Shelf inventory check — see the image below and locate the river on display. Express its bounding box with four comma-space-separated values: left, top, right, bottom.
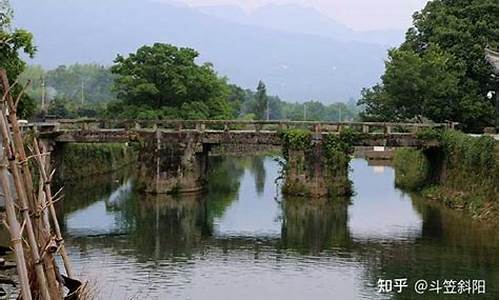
4, 156, 498, 299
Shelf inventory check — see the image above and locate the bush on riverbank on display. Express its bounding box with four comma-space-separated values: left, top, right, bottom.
58, 143, 137, 180
433, 130, 498, 217
393, 148, 430, 190
394, 130, 498, 220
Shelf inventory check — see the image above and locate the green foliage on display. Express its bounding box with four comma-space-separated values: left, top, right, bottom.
42, 96, 105, 118
279, 128, 355, 197
415, 128, 443, 140
359, 0, 499, 132
235, 81, 359, 121
278, 129, 313, 196
110, 43, 231, 119
360, 47, 463, 122
283, 100, 360, 122
395, 130, 498, 219
253, 80, 268, 120
243, 97, 360, 122
279, 129, 312, 152
323, 132, 355, 161
322, 130, 356, 196
20, 64, 123, 117
47, 64, 116, 103
47, 97, 77, 118
19, 56, 360, 121
0, 0, 36, 118
393, 148, 431, 190
438, 130, 498, 208
59, 143, 137, 180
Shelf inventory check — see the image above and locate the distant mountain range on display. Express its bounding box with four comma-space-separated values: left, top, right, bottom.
195, 3, 405, 46
11, 0, 403, 102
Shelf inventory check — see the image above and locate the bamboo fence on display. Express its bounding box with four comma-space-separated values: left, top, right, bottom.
0, 69, 81, 299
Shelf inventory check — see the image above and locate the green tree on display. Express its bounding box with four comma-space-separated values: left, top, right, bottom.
254, 80, 268, 120
111, 43, 231, 119
360, 47, 463, 122
46, 97, 77, 118
0, 0, 36, 118
359, 0, 498, 131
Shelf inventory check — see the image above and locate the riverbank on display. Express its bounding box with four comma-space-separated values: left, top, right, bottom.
394, 130, 498, 222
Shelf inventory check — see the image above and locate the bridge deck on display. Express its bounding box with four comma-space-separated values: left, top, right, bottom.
46, 128, 439, 148
28, 119, 451, 147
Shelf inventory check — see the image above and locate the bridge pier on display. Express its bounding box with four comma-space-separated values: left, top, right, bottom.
282, 133, 352, 198
137, 131, 208, 194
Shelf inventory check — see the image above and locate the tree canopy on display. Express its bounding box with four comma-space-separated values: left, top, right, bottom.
0, 0, 36, 118
110, 43, 232, 119
359, 0, 499, 131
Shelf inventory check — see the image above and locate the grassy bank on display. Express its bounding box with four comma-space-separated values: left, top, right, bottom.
394, 130, 498, 221
57, 143, 137, 181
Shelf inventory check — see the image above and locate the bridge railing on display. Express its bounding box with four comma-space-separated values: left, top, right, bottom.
52, 118, 454, 134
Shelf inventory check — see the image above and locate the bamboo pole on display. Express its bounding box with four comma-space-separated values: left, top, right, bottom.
0, 70, 36, 209
0, 76, 52, 300
0, 161, 32, 300
33, 138, 74, 278
1, 69, 64, 299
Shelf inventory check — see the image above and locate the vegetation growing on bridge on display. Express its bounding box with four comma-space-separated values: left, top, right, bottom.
394, 130, 498, 220
323, 129, 356, 196
279, 128, 356, 198
279, 129, 312, 154
278, 129, 312, 196
57, 143, 137, 181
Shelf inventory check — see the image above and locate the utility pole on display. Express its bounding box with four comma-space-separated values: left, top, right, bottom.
338, 104, 342, 122
266, 98, 270, 121
303, 103, 307, 121
41, 74, 45, 110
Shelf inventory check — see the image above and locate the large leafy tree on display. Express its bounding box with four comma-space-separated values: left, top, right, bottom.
111, 43, 231, 119
359, 0, 498, 131
0, 0, 36, 118
360, 46, 463, 122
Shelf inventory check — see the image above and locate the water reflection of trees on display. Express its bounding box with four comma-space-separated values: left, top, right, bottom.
62, 156, 498, 299
120, 193, 209, 260
361, 193, 499, 299
249, 156, 266, 195
67, 156, 248, 259
280, 196, 351, 254
56, 166, 133, 228
205, 156, 246, 222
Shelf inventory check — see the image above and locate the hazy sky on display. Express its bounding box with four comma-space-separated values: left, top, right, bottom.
177, 0, 429, 31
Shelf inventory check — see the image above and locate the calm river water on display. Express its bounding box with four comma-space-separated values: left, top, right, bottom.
56, 156, 497, 299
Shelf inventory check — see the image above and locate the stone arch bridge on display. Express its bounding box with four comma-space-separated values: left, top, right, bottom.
30, 119, 452, 197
